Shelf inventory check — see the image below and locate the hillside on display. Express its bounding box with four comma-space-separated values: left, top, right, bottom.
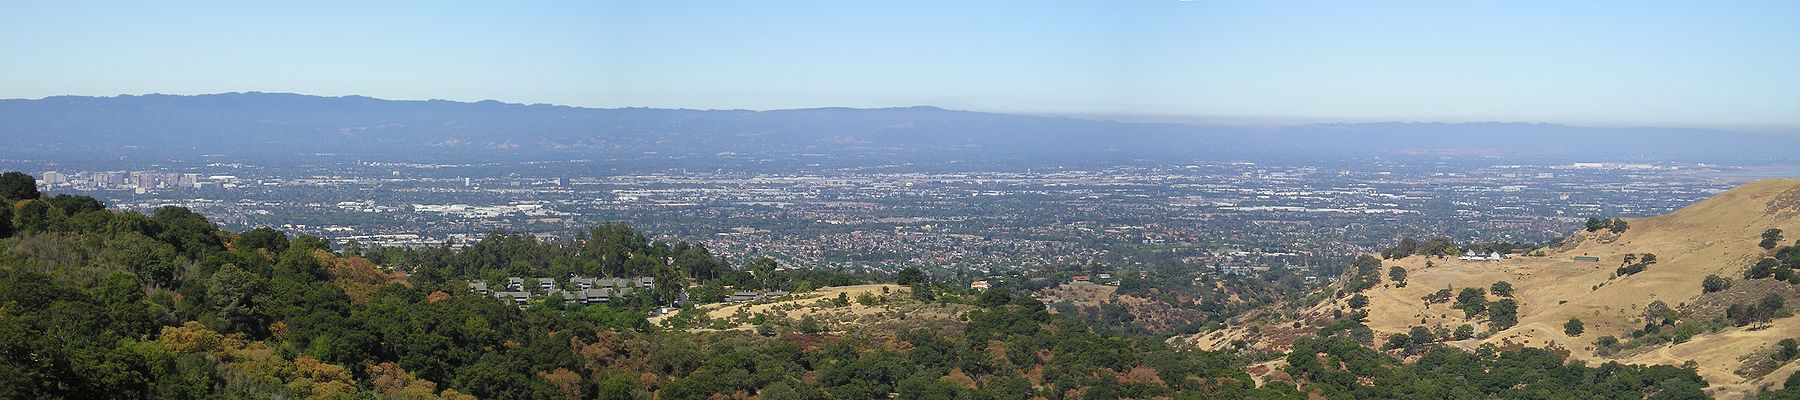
650, 284, 974, 336
1184, 178, 1800, 397
0, 170, 1730, 399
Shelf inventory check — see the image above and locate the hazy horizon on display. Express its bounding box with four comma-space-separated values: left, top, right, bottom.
4, 2, 1799, 131
9, 90, 1796, 134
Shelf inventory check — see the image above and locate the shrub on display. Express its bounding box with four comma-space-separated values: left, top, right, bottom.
1596, 336, 1621, 355
1453, 324, 1475, 340
1703, 275, 1731, 293
1780, 338, 1800, 362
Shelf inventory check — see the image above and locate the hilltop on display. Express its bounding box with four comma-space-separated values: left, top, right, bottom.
1184, 178, 1800, 397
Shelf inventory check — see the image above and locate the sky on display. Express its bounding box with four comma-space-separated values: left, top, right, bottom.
2, 1, 1798, 130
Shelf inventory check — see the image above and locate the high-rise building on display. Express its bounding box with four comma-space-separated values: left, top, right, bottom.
41, 171, 66, 185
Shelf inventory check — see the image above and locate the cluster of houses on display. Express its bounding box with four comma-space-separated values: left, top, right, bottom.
467, 276, 657, 306
467, 276, 798, 307
724, 290, 790, 302
1458, 250, 1510, 261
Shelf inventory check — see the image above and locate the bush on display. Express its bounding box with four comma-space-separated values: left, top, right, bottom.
1596, 336, 1621, 355
1781, 338, 1800, 362
797, 315, 821, 334
1424, 288, 1453, 305
1644, 300, 1675, 326
1748, 258, 1780, 279
1384, 332, 1411, 350
1671, 322, 1706, 344
1454, 324, 1475, 340
1615, 263, 1648, 276
1704, 275, 1731, 293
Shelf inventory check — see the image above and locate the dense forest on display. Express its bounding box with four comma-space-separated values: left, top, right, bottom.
0, 172, 1718, 399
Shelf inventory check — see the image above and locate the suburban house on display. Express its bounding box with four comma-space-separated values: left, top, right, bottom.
577, 288, 616, 304
1459, 250, 1507, 261
493, 291, 531, 306
970, 280, 991, 290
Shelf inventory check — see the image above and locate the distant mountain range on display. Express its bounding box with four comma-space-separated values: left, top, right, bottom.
1, 92, 1792, 162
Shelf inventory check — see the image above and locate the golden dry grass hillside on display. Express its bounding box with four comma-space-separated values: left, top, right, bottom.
1180, 178, 1800, 398
651, 284, 974, 336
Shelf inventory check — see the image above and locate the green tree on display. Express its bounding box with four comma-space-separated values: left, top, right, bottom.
1749, 258, 1780, 279
0, 204, 12, 239
1490, 281, 1514, 297
1585, 217, 1610, 232
0, 172, 39, 200
236, 227, 290, 254
207, 264, 267, 334
1408, 326, 1435, 345
1762, 293, 1786, 315
1609, 218, 1630, 234
1564, 317, 1585, 336
1424, 288, 1453, 305
1704, 274, 1731, 293
1386, 237, 1420, 259
1454, 288, 1487, 317
1764, 229, 1785, 250
1344, 255, 1384, 292
1383, 332, 1411, 350
1347, 294, 1369, 309
46, 194, 104, 216
750, 256, 779, 289
1644, 300, 1675, 325
14, 200, 55, 233
1453, 324, 1474, 340
896, 267, 925, 286
1388, 266, 1407, 288
1489, 299, 1519, 330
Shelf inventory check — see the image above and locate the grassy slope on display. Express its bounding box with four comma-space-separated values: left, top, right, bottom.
1188, 178, 1800, 398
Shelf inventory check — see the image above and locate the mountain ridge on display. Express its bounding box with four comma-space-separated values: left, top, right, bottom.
1, 92, 1793, 162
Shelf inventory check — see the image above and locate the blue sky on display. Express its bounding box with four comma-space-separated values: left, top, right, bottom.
2, 1, 1797, 129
